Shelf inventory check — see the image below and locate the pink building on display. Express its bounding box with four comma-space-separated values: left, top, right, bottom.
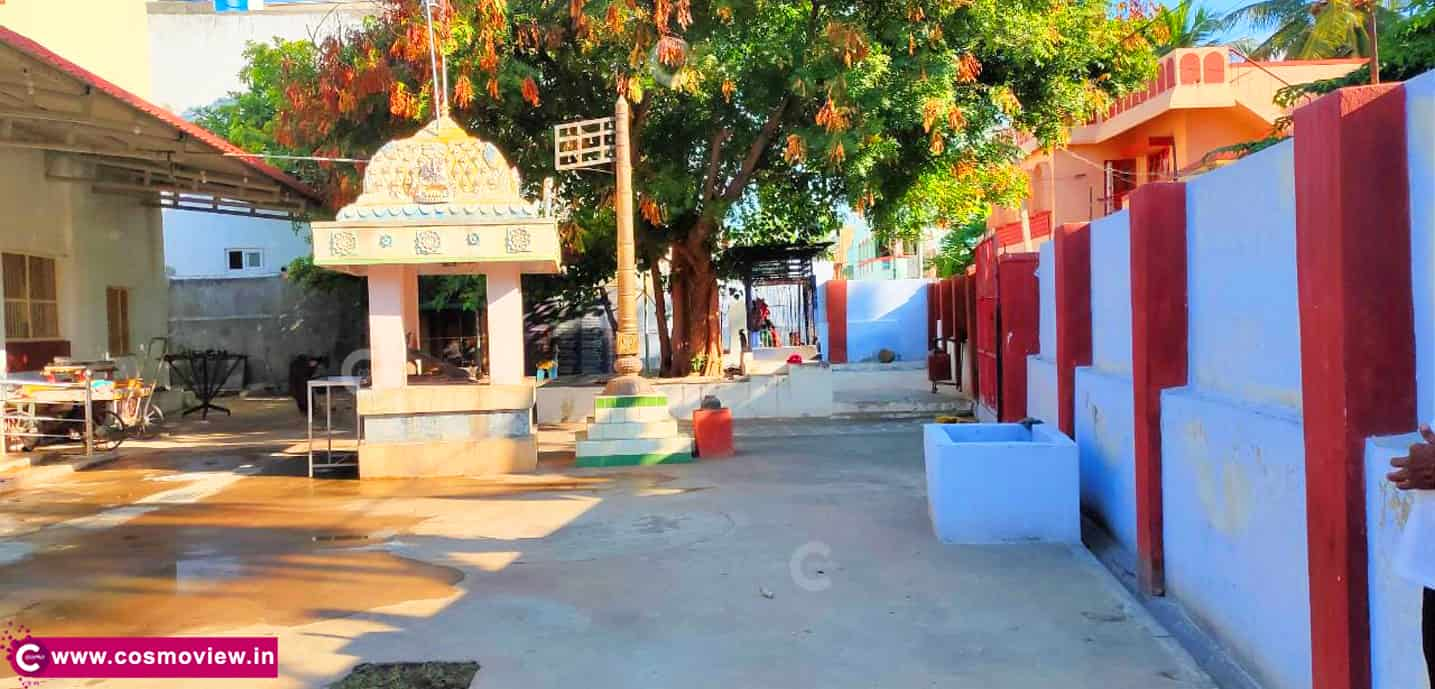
987, 47, 1364, 251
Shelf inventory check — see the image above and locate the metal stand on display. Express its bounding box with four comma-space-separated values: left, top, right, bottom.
167, 352, 246, 419
307, 377, 362, 477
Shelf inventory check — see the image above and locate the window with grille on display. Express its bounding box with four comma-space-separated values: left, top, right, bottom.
106, 287, 131, 355
2, 253, 60, 341
226, 248, 263, 272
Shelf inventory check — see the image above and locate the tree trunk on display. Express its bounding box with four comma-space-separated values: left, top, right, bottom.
650, 262, 673, 375
665, 246, 723, 378
668, 273, 688, 376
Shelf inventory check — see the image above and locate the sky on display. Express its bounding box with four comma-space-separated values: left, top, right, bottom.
1203, 0, 1252, 12
1181, 0, 1265, 43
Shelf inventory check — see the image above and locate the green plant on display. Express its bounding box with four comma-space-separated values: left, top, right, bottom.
932, 215, 989, 277
1151, 1, 1226, 54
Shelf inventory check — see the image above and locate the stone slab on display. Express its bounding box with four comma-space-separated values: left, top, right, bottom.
592, 405, 674, 424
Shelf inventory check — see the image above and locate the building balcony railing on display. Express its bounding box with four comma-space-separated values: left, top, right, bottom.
993, 211, 1052, 250
1007, 48, 1363, 151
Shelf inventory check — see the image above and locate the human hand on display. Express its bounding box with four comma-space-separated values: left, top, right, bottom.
1389, 425, 1435, 490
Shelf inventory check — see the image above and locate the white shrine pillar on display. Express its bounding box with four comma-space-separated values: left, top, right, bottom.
485, 264, 524, 386
367, 265, 409, 389
401, 265, 420, 350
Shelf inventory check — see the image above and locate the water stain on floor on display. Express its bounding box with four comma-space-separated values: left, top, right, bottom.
0, 426, 699, 643
0, 468, 179, 534
0, 477, 464, 639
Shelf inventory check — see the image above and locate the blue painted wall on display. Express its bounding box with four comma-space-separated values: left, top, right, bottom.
1075, 367, 1137, 549
842, 279, 930, 363
1074, 211, 1137, 551
1038, 241, 1056, 358
1090, 212, 1133, 376
1187, 141, 1304, 410
1159, 141, 1310, 689
1028, 242, 1060, 427
1161, 389, 1310, 689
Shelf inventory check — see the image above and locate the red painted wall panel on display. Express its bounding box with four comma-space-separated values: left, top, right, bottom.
974, 239, 999, 411
1294, 84, 1413, 689
1128, 182, 1189, 596
825, 280, 848, 364
931, 280, 943, 341
998, 253, 1040, 422
1053, 223, 1093, 438
949, 276, 966, 341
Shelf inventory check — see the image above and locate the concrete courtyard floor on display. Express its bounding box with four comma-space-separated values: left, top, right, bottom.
0, 398, 1214, 688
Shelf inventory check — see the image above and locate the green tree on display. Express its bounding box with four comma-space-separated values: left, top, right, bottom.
189, 40, 324, 187
1270, 0, 1435, 105
1151, 2, 1225, 53
1223, 0, 1406, 59
218, 0, 1155, 376
931, 215, 988, 277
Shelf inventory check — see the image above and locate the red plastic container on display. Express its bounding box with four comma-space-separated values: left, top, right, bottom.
692, 408, 734, 458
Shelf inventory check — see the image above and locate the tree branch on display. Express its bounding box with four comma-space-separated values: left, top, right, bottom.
720, 94, 792, 201
702, 127, 733, 201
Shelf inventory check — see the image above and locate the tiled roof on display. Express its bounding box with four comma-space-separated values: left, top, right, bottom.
0, 26, 324, 205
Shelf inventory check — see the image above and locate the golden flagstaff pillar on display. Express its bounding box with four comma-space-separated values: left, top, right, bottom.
575, 96, 693, 467
608, 95, 646, 390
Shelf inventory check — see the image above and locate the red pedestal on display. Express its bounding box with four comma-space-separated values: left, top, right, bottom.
691, 408, 734, 458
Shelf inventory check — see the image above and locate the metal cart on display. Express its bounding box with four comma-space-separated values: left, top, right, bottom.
307, 376, 362, 477
0, 378, 155, 455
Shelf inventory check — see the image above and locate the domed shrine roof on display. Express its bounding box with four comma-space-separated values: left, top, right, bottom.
311, 117, 559, 275
334, 116, 546, 222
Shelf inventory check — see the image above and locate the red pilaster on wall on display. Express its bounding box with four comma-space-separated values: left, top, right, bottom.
974, 239, 1000, 413
825, 280, 848, 364
997, 253, 1040, 422
948, 276, 966, 343
1294, 84, 1414, 689
1054, 223, 1093, 437
1128, 182, 1189, 597
964, 266, 979, 399
927, 282, 938, 347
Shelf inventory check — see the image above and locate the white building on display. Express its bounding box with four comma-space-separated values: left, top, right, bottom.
148, 0, 377, 281
0, 22, 318, 375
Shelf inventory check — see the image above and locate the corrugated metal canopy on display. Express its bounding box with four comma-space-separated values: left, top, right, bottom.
0, 26, 324, 220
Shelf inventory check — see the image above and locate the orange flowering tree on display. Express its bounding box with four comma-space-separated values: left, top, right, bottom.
213, 0, 1156, 376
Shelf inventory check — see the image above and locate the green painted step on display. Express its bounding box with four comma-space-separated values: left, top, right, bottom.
574, 451, 694, 468
593, 395, 669, 409
575, 436, 694, 468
